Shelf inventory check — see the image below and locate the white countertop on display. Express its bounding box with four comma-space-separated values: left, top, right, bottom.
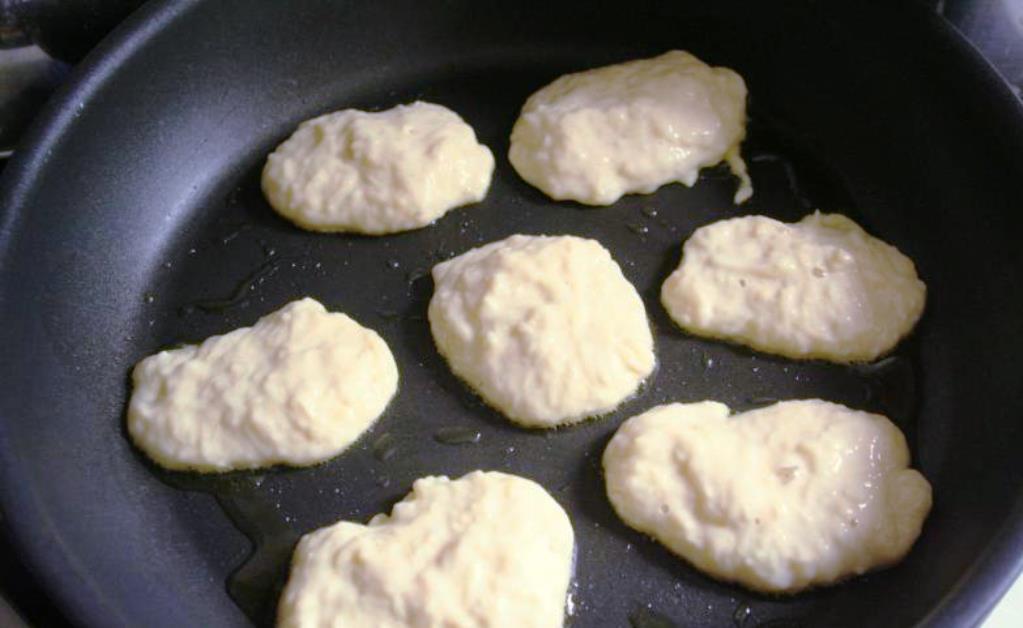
985, 573, 1023, 627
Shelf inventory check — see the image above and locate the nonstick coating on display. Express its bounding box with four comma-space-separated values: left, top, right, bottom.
3, 1, 1023, 626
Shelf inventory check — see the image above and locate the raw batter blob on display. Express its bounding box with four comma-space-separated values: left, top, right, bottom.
278, 471, 575, 628
428, 234, 655, 427
660, 212, 926, 362
128, 298, 398, 471
603, 399, 932, 593
509, 50, 751, 206
262, 101, 494, 235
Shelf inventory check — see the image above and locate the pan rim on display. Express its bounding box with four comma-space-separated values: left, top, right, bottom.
0, 2, 206, 626
0, 1, 1022, 626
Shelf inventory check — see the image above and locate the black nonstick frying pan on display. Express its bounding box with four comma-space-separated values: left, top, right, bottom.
3, 1, 1023, 626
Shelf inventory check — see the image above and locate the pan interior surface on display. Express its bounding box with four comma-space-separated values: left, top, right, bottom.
2, 1, 1023, 627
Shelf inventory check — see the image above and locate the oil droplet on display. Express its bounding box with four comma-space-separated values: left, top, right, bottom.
629, 607, 676, 628
372, 433, 398, 462
704, 355, 715, 369
433, 426, 482, 445
143, 293, 156, 304
733, 603, 752, 627
642, 207, 659, 217
627, 223, 649, 235
406, 267, 429, 284
220, 224, 250, 244
386, 258, 400, 270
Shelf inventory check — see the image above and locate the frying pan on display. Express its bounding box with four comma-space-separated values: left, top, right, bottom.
3, 0, 1023, 626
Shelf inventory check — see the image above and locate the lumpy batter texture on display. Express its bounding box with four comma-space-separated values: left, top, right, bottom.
660, 212, 926, 362
603, 400, 932, 592
128, 298, 398, 471
509, 50, 751, 206
263, 101, 494, 234
429, 234, 655, 427
278, 471, 575, 628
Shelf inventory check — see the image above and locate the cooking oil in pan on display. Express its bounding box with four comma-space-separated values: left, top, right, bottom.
852, 354, 917, 429
218, 489, 298, 627
629, 606, 677, 628
371, 432, 398, 462
178, 257, 284, 315
433, 426, 482, 445
733, 602, 752, 626
153, 469, 298, 626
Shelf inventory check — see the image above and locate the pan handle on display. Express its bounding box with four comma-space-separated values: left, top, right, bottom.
0, 0, 32, 48
0, 0, 145, 62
